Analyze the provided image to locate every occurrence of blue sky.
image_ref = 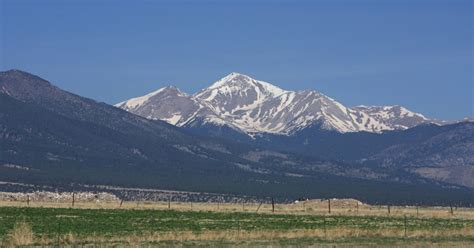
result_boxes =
[1,0,472,120]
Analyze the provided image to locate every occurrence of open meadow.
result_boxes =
[0,199,473,247]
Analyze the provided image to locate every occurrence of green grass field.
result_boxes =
[0,207,473,247]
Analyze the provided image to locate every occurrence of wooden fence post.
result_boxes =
[72,192,75,207]
[27,195,30,206]
[328,199,331,214]
[256,202,263,213]
[271,198,275,213]
[387,204,391,215]
[119,199,124,208]
[168,196,171,209]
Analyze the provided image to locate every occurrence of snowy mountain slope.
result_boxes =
[116,86,203,125]
[116,73,437,136]
[353,105,435,129]
[114,86,239,130]
[236,90,392,134]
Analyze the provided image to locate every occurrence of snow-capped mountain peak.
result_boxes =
[205,72,286,96]
[115,87,166,110]
[115,86,189,111]
[196,72,287,101]
[353,105,431,129]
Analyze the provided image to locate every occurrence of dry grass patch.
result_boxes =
[29,226,474,246]
[1,199,473,220]
[2,221,34,247]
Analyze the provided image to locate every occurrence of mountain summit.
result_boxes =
[116,73,437,136]
[196,72,287,102]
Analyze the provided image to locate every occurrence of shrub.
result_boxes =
[4,221,34,247]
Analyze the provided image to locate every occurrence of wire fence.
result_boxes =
[1,199,473,246]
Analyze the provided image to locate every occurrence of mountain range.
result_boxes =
[116,72,474,190]
[1,69,473,205]
[116,72,440,137]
